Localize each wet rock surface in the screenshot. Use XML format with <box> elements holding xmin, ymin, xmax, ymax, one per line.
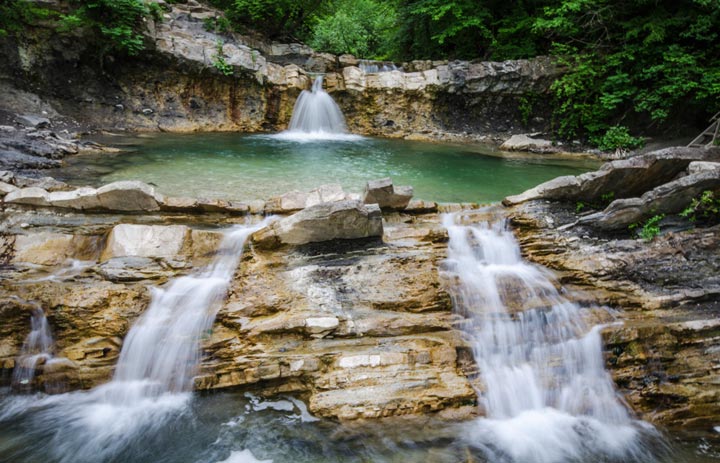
<box><xmin>505</xmin><ymin>177</ymin><xmax>720</xmax><ymax>430</ymax></box>
<box><xmin>0</xmin><ymin>205</ymin><xmax>478</xmax><ymax>421</ymax></box>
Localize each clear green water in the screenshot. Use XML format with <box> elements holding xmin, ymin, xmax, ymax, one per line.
<box><xmin>55</xmin><ymin>133</ymin><xmax>600</xmax><ymax>203</ymax></box>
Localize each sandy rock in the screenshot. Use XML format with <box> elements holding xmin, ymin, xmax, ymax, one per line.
<box><xmin>252</xmin><ymin>200</ymin><xmax>382</xmax><ymax>249</ymax></box>
<box><xmin>363</xmin><ymin>178</ymin><xmax>414</xmax><ymax>210</ymax></box>
<box><xmin>13</xmin><ymin>233</ymin><xmax>102</xmax><ymax>266</ymax></box>
<box><xmin>101</xmin><ymin>224</ymin><xmax>189</xmax><ymax>261</ymax></box>
<box><xmin>4</xmin><ymin>187</ymin><xmax>51</xmax><ymax>207</ymax></box>
<box><xmin>96</xmin><ymin>181</ymin><xmax>164</xmax><ymax>212</ymax></box>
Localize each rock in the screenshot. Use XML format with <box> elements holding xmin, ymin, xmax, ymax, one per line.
<box><xmin>13</xmin><ymin>232</ymin><xmax>101</xmax><ymax>266</ymax></box>
<box><xmin>48</xmin><ymin>187</ymin><xmax>101</xmax><ymax>210</ymax></box>
<box><xmin>13</xmin><ymin>176</ymin><xmax>70</xmax><ymax>192</ymax></box>
<box><xmin>363</xmin><ymin>178</ymin><xmax>414</xmax><ymax>210</ymax></box>
<box><xmin>579</xmin><ymin>170</ymin><xmax>720</xmax><ymax>230</ymax></box>
<box><xmin>97</xmin><ymin>257</ymin><xmax>178</xmax><ymax>282</ymax></box>
<box><xmin>403</xmin><ymin>199</ymin><xmax>438</xmax><ymax>214</ymax></box>
<box><xmin>4</xmin><ymin>187</ymin><xmax>51</xmax><ymax>207</ymax></box>
<box><xmin>15</xmin><ymin>115</ymin><xmax>51</xmax><ymax>129</ymax></box>
<box><xmin>0</xmin><ymin>181</ymin><xmax>18</xmax><ymax>197</ymax></box>
<box><xmin>688</xmin><ymin>161</ymin><xmax>720</xmax><ymax>174</ymax></box>
<box><xmin>499</xmin><ymin>134</ymin><xmax>554</xmax><ymax>152</ymax></box>
<box><xmin>306</xmin><ymin>184</ymin><xmax>347</xmax><ymax>207</ymax></box>
<box><xmin>96</xmin><ymin>181</ymin><xmax>164</xmax><ymax>212</ymax></box>
<box><xmin>503</xmin><ymin>146</ymin><xmax>720</xmax><ymax>206</ymax></box>
<box><xmin>0</xmin><ymin>171</ymin><xmax>14</xmax><ymax>183</ymax></box>
<box><xmin>265</xmin><ymin>190</ymin><xmax>309</xmax><ymax>214</ymax></box>
<box><xmin>101</xmin><ymin>224</ymin><xmax>189</xmax><ymax>261</ymax></box>
<box><xmin>252</xmin><ymin>200</ymin><xmax>383</xmax><ymax>249</ymax></box>
<box><xmin>161</xmin><ymin>196</ymin><xmax>199</xmax><ymax>211</ymax></box>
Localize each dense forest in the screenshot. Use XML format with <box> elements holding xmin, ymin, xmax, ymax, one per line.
<box><xmin>2</xmin><ymin>0</ymin><xmax>719</xmax><ymax>148</ymax></box>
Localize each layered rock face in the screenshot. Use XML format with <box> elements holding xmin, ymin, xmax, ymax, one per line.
<box><xmin>0</xmin><ymin>0</ymin><xmax>559</xmax><ymax>139</ymax></box>
<box><xmin>504</xmin><ymin>147</ymin><xmax>720</xmax><ymax>430</ymax></box>
<box><xmin>0</xmin><ymin>200</ymin><xmax>477</xmax><ymax>421</ymax></box>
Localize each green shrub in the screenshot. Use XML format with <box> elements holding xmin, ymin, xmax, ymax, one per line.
<box><xmin>591</xmin><ymin>126</ymin><xmax>645</xmax><ymax>152</ymax></box>
<box><xmin>629</xmin><ymin>214</ymin><xmax>664</xmax><ymax>241</ymax></box>
<box><xmin>212</xmin><ymin>40</ymin><xmax>234</xmax><ymax>76</ymax></box>
<box><xmin>680</xmin><ymin>190</ymin><xmax>720</xmax><ymax>224</ymax></box>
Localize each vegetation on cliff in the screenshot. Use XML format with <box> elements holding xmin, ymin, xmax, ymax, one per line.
<box><xmin>2</xmin><ymin>0</ymin><xmax>719</xmax><ymax>148</ymax></box>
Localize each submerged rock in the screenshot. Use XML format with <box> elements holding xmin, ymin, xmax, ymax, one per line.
<box><xmin>252</xmin><ymin>200</ymin><xmax>383</xmax><ymax>249</ymax></box>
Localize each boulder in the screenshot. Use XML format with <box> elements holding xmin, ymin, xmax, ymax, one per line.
<box><xmin>499</xmin><ymin>134</ymin><xmax>554</xmax><ymax>152</ymax></box>
<box><xmin>362</xmin><ymin>178</ymin><xmax>414</xmax><ymax>210</ymax></box>
<box><xmin>252</xmin><ymin>200</ymin><xmax>383</xmax><ymax>249</ymax></box>
<box><xmin>579</xmin><ymin>170</ymin><xmax>720</xmax><ymax>230</ymax></box>
<box><xmin>13</xmin><ymin>233</ymin><xmax>101</xmax><ymax>266</ymax></box>
<box><xmin>503</xmin><ymin>146</ymin><xmax>720</xmax><ymax>206</ymax></box>
<box><xmin>688</xmin><ymin>161</ymin><xmax>720</xmax><ymax>174</ymax></box>
<box><xmin>96</xmin><ymin>181</ymin><xmax>164</xmax><ymax>212</ymax></box>
<box><xmin>48</xmin><ymin>187</ymin><xmax>101</xmax><ymax>210</ymax></box>
<box><xmin>305</xmin><ymin>184</ymin><xmax>346</xmax><ymax>207</ymax></box>
<box><xmin>4</xmin><ymin>187</ymin><xmax>51</xmax><ymax>207</ymax></box>
<box><xmin>101</xmin><ymin>224</ymin><xmax>189</xmax><ymax>260</ymax></box>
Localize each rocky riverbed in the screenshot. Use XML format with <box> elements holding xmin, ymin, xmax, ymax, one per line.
<box><xmin>1</xmin><ymin>146</ymin><xmax>719</xmax><ymax>434</ymax></box>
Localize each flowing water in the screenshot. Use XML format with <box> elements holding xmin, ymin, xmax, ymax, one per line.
<box><xmin>51</xmin><ymin>133</ymin><xmax>598</xmax><ymax>203</ymax></box>
<box><xmin>11</xmin><ymin>300</ymin><xmax>55</xmax><ymax>391</ymax></box>
<box><xmin>277</xmin><ymin>76</ymin><xmax>359</xmax><ymax>142</ymax></box>
<box><xmin>442</xmin><ymin>213</ymin><xmax>664</xmax><ymax>462</ymax></box>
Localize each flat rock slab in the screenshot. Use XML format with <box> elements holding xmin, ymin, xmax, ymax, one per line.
<box><xmin>363</xmin><ymin>177</ymin><xmax>413</xmax><ymax>210</ymax></box>
<box><xmin>101</xmin><ymin>224</ymin><xmax>189</xmax><ymax>261</ymax></box>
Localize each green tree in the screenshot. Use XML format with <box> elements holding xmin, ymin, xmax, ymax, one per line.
<box><xmin>309</xmin><ymin>0</ymin><xmax>397</xmax><ymax>58</ymax></box>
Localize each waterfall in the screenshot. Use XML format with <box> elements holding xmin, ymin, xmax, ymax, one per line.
<box><xmin>12</xmin><ymin>301</ymin><xmax>55</xmax><ymax>390</ymax></box>
<box><xmin>276</xmin><ymin>76</ymin><xmax>360</xmax><ymax>142</ymax></box>
<box><xmin>358</xmin><ymin>60</ymin><xmax>399</xmax><ymax>73</ymax></box>
<box><xmin>0</xmin><ymin>220</ymin><xmax>270</xmax><ymax>463</ymax></box>
<box><xmin>442</xmin><ymin>214</ymin><xmax>659</xmax><ymax>463</ymax></box>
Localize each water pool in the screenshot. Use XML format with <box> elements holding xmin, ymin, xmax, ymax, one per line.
<box><xmin>53</xmin><ymin>133</ymin><xmax>599</xmax><ymax>203</ymax></box>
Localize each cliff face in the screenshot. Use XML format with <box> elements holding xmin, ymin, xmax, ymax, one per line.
<box><xmin>0</xmin><ymin>1</ymin><xmax>559</xmax><ymax>139</ymax></box>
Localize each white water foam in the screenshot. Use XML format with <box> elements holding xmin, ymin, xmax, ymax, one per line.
<box><xmin>443</xmin><ymin>214</ymin><xmax>660</xmax><ymax>462</ymax></box>
<box><xmin>1</xmin><ymin>220</ymin><xmax>271</xmax><ymax>463</ymax></box>
<box><xmin>274</xmin><ymin>75</ymin><xmax>362</xmax><ymax>143</ymax></box>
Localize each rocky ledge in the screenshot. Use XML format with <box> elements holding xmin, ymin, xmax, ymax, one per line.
<box><xmin>504</xmin><ymin>146</ymin><xmax>720</xmax><ymax>430</ymax></box>
<box><xmin>0</xmin><ymin>179</ymin><xmax>479</xmax><ymax>421</ymax></box>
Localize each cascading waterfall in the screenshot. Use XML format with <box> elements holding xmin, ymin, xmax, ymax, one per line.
<box><xmin>276</xmin><ymin>76</ymin><xmax>360</xmax><ymax>142</ymax></box>
<box><xmin>442</xmin><ymin>213</ymin><xmax>660</xmax><ymax>463</ymax></box>
<box><xmin>0</xmin><ymin>220</ymin><xmax>270</xmax><ymax>463</ymax></box>
<box><xmin>358</xmin><ymin>60</ymin><xmax>399</xmax><ymax>73</ymax></box>
<box><xmin>12</xmin><ymin>301</ymin><xmax>55</xmax><ymax>390</ymax></box>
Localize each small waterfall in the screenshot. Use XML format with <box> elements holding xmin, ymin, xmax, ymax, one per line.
<box><xmin>358</xmin><ymin>60</ymin><xmax>399</xmax><ymax>73</ymax></box>
<box><xmin>109</xmin><ymin>221</ymin><xmax>269</xmax><ymax>399</ymax></box>
<box><xmin>278</xmin><ymin>76</ymin><xmax>360</xmax><ymax>142</ymax></box>
<box><xmin>0</xmin><ymin>221</ymin><xmax>270</xmax><ymax>463</ymax></box>
<box><xmin>443</xmin><ymin>214</ymin><xmax>658</xmax><ymax>462</ymax></box>
<box><xmin>12</xmin><ymin>301</ymin><xmax>55</xmax><ymax>390</ymax></box>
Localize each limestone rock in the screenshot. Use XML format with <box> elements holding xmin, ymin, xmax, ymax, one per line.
<box><xmin>97</xmin><ymin>257</ymin><xmax>179</xmax><ymax>282</ymax></box>
<box><xmin>13</xmin><ymin>233</ymin><xmax>102</xmax><ymax>266</ymax></box>
<box><xmin>265</xmin><ymin>190</ymin><xmax>308</xmax><ymax>214</ymax></box>
<box><xmin>4</xmin><ymin>187</ymin><xmax>51</xmax><ymax>207</ymax></box>
<box><xmin>96</xmin><ymin>181</ymin><xmax>164</xmax><ymax>212</ymax></box>
<box><xmin>16</xmin><ymin>115</ymin><xmax>50</xmax><ymax>129</ymax></box>
<box><xmin>500</xmin><ymin>134</ymin><xmax>554</xmax><ymax>153</ymax></box>
<box><xmin>688</xmin><ymin>161</ymin><xmax>720</xmax><ymax>174</ymax></box>
<box><xmin>101</xmin><ymin>224</ymin><xmax>189</xmax><ymax>261</ymax></box>
<box><xmin>579</xmin><ymin>170</ymin><xmax>720</xmax><ymax>230</ymax></box>
<box><xmin>504</xmin><ymin>146</ymin><xmax>720</xmax><ymax>206</ymax></box>
<box><xmin>363</xmin><ymin>178</ymin><xmax>414</xmax><ymax>210</ymax></box>
<box><xmin>253</xmin><ymin>200</ymin><xmax>382</xmax><ymax>249</ymax></box>
<box><xmin>48</xmin><ymin>187</ymin><xmax>101</xmax><ymax>210</ymax></box>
